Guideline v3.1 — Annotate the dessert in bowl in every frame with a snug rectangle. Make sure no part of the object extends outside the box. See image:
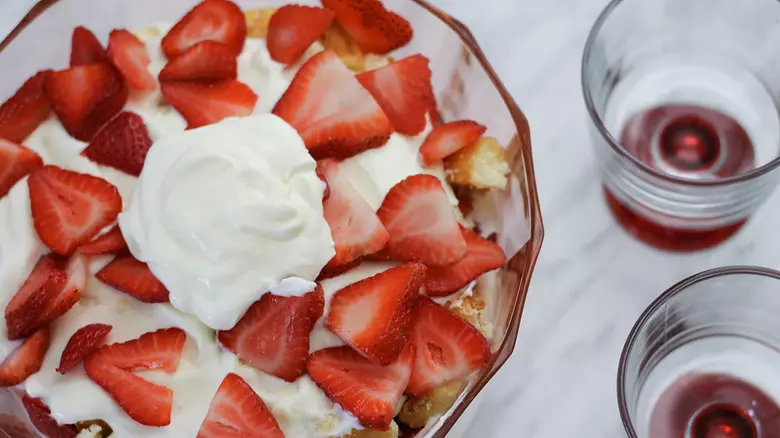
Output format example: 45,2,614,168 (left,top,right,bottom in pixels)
0,0,543,436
